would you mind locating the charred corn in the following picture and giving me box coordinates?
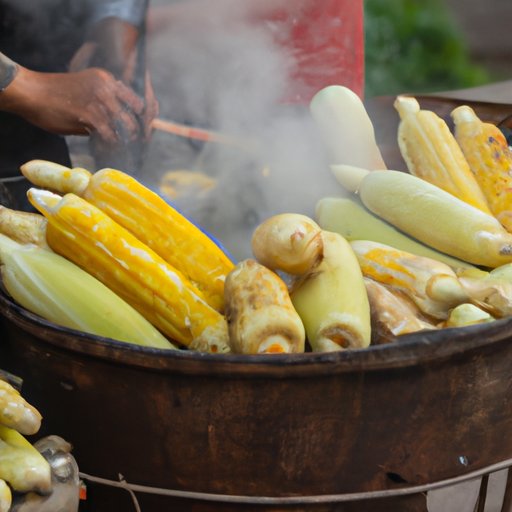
[251,214,323,275]
[21,160,233,312]
[291,231,371,352]
[0,233,175,350]
[364,278,437,344]
[452,105,512,231]
[0,205,48,248]
[0,424,51,494]
[0,378,41,436]
[315,197,473,269]
[224,259,305,354]
[340,166,512,268]
[28,189,229,353]
[0,479,11,512]
[310,85,386,168]
[395,96,490,213]
[352,241,468,319]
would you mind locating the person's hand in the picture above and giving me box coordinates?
[0,65,144,145]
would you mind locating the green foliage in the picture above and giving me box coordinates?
[364,0,490,97]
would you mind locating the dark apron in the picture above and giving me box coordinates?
[0,1,88,208]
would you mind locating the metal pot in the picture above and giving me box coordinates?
[2,288,512,511]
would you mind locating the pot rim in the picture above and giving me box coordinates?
[1,290,510,378]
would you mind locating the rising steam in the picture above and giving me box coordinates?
[146,0,342,260]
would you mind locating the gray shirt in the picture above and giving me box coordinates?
[89,0,148,27]
[0,52,17,91]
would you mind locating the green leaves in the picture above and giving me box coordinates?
[364,0,489,97]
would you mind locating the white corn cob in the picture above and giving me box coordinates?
[291,231,371,352]
[0,234,176,350]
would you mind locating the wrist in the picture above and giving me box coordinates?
[0,66,38,115]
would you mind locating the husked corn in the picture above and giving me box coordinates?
[28,189,230,353]
[395,96,491,214]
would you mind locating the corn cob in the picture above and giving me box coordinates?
[316,196,474,269]
[310,85,387,169]
[352,241,468,319]
[444,303,494,328]
[0,233,176,350]
[339,165,512,268]
[251,214,323,275]
[0,424,51,494]
[21,160,233,312]
[452,105,512,232]
[457,273,512,318]
[0,378,42,435]
[364,278,437,344]
[0,479,11,512]
[224,259,305,354]
[0,205,48,248]
[291,231,371,352]
[19,159,92,195]
[394,96,491,214]
[27,189,229,353]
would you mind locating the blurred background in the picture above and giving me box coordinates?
[364,0,512,96]
[69,0,512,259]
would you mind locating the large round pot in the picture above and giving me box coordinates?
[1,287,512,511]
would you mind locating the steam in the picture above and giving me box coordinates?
[146,1,341,260]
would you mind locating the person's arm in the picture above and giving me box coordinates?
[0,52,144,144]
[70,0,157,139]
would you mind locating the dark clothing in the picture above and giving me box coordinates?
[0,0,147,184]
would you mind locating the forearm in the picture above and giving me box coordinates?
[86,18,140,81]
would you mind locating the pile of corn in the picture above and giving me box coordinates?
[0,376,50,512]
[2,85,512,353]
[315,86,512,344]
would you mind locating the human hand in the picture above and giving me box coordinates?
[0,65,144,145]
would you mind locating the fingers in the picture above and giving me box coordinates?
[90,72,144,143]
[113,79,144,115]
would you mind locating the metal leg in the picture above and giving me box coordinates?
[501,468,512,512]
[473,475,489,512]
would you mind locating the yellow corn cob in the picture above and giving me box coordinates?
[0,233,175,350]
[0,479,11,512]
[0,424,51,494]
[28,189,229,353]
[224,259,305,354]
[394,96,491,214]
[291,231,371,352]
[351,240,468,319]
[452,105,512,232]
[21,160,233,312]
[0,378,42,435]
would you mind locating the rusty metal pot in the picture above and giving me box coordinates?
[2,285,512,511]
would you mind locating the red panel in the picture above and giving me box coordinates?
[259,0,365,103]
